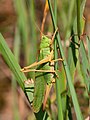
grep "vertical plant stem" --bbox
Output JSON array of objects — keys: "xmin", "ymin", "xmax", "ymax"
[
  {"xmin": 76, "ymin": 0, "xmax": 81, "ymax": 39},
  {"xmin": 29, "ymin": 0, "xmax": 37, "ymax": 63},
  {"xmin": 13, "ymin": 0, "xmax": 29, "ymax": 63},
  {"xmin": 54, "ymin": 0, "xmax": 57, "ymax": 63},
  {"xmin": 48, "ymin": 0, "xmax": 83, "ymax": 119},
  {"xmin": 53, "ymin": 0, "xmax": 63, "ymax": 120},
  {"xmin": 54, "ymin": 0, "xmax": 57, "ymax": 22}
]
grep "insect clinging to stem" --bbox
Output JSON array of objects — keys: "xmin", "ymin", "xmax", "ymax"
[{"xmin": 21, "ymin": 27, "xmax": 63, "ymax": 113}]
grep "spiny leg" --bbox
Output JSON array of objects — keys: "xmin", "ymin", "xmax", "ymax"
[
  {"xmin": 24, "ymin": 51, "xmax": 63, "ymax": 71},
  {"xmin": 21, "ymin": 52, "xmax": 53, "ymax": 72},
  {"xmin": 21, "ymin": 56, "xmax": 63, "ymax": 75},
  {"xmin": 21, "ymin": 50, "xmax": 63, "ymax": 76},
  {"xmin": 21, "ymin": 57, "xmax": 63, "ymax": 72},
  {"xmin": 21, "ymin": 69, "xmax": 56, "ymax": 73}
]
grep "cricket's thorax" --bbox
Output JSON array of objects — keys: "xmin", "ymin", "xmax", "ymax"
[
  {"xmin": 40, "ymin": 35, "xmax": 51, "ymax": 49},
  {"xmin": 40, "ymin": 35, "xmax": 53, "ymax": 59}
]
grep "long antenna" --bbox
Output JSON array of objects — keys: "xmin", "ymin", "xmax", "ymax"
[
  {"xmin": 50, "ymin": 28, "xmax": 58, "ymax": 45},
  {"xmin": 34, "ymin": 22, "xmax": 44, "ymax": 38}
]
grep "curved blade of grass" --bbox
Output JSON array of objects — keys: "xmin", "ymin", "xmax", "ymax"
[
  {"xmin": 0, "ymin": 33, "xmax": 34, "ymax": 103},
  {"xmin": 79, "ymin": 41, "xmax": 90, "ymax": 93},
  {"xmin": 0, "ymin": 32, "xmax": 35, "ymax": 107},
  {"xmin": 0, "ymin": 33, "xmax": 25, "ymax": 90},
  {"xmin": 48, "ymin": 0, "xmax": 83, "ymax": 119}
]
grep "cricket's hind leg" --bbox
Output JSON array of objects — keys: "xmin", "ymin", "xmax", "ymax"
[{"xmin": 21, "ymin": 54, "xmax": 53, "ymax": 72}]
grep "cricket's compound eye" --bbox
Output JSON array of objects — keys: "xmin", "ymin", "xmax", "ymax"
[{"xmin": 42, "ymin": 36, "xmax": 45, "ymax": 40}]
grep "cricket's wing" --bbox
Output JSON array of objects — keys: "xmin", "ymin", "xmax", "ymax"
[{"xmin": 32, "ymin": 72, "xmax": 46, "ymax": 113}]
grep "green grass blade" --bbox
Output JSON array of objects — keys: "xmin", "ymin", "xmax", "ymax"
[
  {"xmin": 73, "ymin": 0, "xmax": 86, "ymax": 37},
  {"xmin": 67, "ymin": 40, "xmax": 78, "ymax": 80},
  {"xmin": 86, "ymin": 36, "xmax": 90, "ymax": 62},
  {"xmin": 55, "ymin": 77, "xmax": 64, "ymax": 120},
  {"xmin": 79, "ymin": 41, "xmax": 90, "ymax": 93},
  {"xmin": 48, "ymin": 0, "xmax": 83, "ymax": 119},
  {"xmin": 13, "ymin": 0, "xmax": 29, "ymax": 63},
  {"xmin": 76, "ymin": 0, "xmax": 81, "ymax": 38},
  {"xmin": 54, "ymin": 0, "xmax": 64, "ymax": 119},
  {"xmin": 0, "ymin": 33, "xmax": 35, "ymax": 116},
  {"xmin": 0, "ymin": 33, "xmax": 25, "ymax": 90},
  {"xmin": 65, "ymin": 0, "xmax": 75, "ymax": 38},
  {"xmin": 67, "ymin": 0, "xmax": 86, "ymax": 83},
  {"xmin": 0, "ymin": 32, "xmax": 34, "ymax": 118},
  {"xmin": 29, "ymin": 0, "xmax": 37, "ymax": 63},
  {"xmin": 57, "ymin": 67, "xmax": 67, "ymax": 118}
]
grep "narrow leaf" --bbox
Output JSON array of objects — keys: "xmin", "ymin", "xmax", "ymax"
[
  {"xmin": 0, "ymin": 33, "xmax": 25, "ymax": 90},
  {"xmin": 48, "ymin": 0, "xmax": 83, "ymax": 119},
  {"xmin": 79, "ymin": 41, "xmax": 90, "ymax": 93}
]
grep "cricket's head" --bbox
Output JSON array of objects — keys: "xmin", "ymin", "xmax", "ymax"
[{"xmin": 40, "ymin": 35, "xmax": 51, "ymax": 49}]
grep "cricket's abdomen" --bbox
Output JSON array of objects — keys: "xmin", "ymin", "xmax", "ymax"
[{"xmin": 33, "ymin": 72, "xmax": 46, "ymax": 113}]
